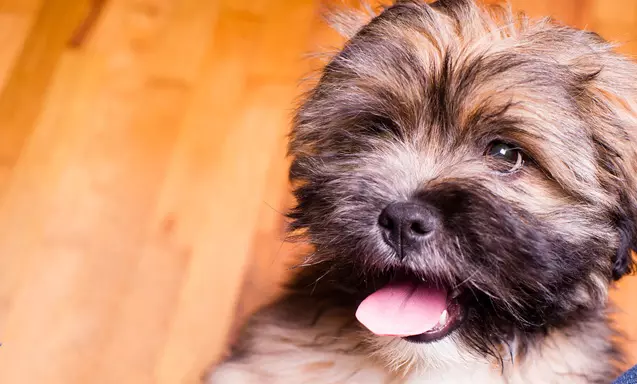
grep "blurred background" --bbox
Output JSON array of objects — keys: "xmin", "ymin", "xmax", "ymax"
[{"xmin": 0, "ymin": 0, "xmax": 636, "ymax": 383}]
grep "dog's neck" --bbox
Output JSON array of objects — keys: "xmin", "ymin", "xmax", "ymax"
[{"xmin": 209, "ymin": 293, "xmax": 622, "ymax": 384}]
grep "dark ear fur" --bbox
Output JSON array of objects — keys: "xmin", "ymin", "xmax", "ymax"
[
  {"xmin": 596, "ymin": 143, "xmax": 637, "ymax": 281},
  {"xmin": 591, "ymin": 132, "xmax": 637, "ymax": 281},
  {"xmin": 613, "ymin": 196, "xmax": 637, "ymax": 280}
]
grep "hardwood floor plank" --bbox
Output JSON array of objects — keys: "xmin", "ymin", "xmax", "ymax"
[
  {"xmin": 91, "ymin": 1, "xmax": 222, "ymax": 383},
  {"xmin": 0, "ymin": 0, "xmax": 198, "ymax": 382},
  {"xmin": 153, "ymin": 3, "xmax": 321, "ymax": 381},
  {"xmin": 0, "ymin": 0, "xmax": 42, "ymax": 14},
  {"xmin": 136, "ymin": 4, "xmax": 267, "ymax": 383},
  {"xmin": 0, "ymin": 0, "xmax": 91, "ymax": 200},
  {"xmin": 0, "ymin": 0, "xmax": 43, "ymax": 92}
]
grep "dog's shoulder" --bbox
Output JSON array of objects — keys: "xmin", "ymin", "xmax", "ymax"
[
  {"xmin": 205, "ymin": 294, "xmax": 398, "ymax": 383},
  {"xmin": 206, "ymin": 296, "xmax": 620, "ymax": 383}
]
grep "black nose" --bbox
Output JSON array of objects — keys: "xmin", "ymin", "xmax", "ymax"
[{"xmin": 378, "ymin": 202, "xmax": 437, "ymax": 258}]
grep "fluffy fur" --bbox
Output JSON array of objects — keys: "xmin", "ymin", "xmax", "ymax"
[{"xmin": 208, "ymin": 1, "xmax": 637, "ymax": 382}]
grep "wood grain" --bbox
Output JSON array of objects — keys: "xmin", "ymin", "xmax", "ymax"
[{"xmin": 0, "ymin": 1, "xmax": 635, "ymax": 383}]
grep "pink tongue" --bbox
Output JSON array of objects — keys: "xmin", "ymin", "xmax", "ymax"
[{"xmin": 355, "ymin": 281, "xmax": 448, "ymax": 337}]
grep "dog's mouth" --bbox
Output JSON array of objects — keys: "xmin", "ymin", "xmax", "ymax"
[{"xmin": 355, "ymin": 279, "xmax": 465, "ymax": 343}]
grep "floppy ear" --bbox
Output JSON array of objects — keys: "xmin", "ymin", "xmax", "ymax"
[
  {"xmin": 588, "ymin": 92, "xmax": 637, "ymax": 281},
  {"xmin": 590, "ymin": 135, "xmax": 637, "ymax": 281},
  {"xmin": 612, "ymin": 196, "xmax": 637, "ymax": 280},
  {"xmin": 569, "ymin": 32, "xmax": 637, "ymax": 281},
  {"xmin": 590, "ymin": 122, "xmax": 637, "ymax": 281}
]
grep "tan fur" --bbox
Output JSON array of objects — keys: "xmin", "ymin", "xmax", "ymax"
[{"xmin": 208, "ymin": 303, "xmax": 614, "ymax": 383}]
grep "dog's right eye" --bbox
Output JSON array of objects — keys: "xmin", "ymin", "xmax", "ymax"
[{"xmin": 485, "ymin": 141, "xmax": 525, "ymax": 174}]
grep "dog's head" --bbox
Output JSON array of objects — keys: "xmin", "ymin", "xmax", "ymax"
[{"xmin": 286, "ymin": 0, "xmax": 637, "ymax": 370}]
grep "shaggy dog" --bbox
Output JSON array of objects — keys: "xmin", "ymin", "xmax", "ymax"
[{"xmin": 208, "ymin": 1, "xmax": 637, "ymax": 382}]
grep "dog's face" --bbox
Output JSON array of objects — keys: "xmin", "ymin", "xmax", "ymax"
[{"xmin": 287, "ymin": 0, "xmax": 637, "ymax": 369}]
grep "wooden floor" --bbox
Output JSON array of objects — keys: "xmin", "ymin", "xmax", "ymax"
[{"xmin": 0, "ymin": 1, "xmax": 636, "ymax": 383}]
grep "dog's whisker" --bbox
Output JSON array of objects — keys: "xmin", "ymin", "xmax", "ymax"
[
  {"xmin": 289, "ymin": 257, "xmax": 329, "ymax": 269},
  {"xmin": 310, "ymin": 267, "xmax": 334, "ymax": 295},
  {"xmin": 262, "ymin": 200, "xmax": 288, "ymax": 218},
  {"xmin": 454, "ymin": 268, "xmax": 481, "ymax": 290}
]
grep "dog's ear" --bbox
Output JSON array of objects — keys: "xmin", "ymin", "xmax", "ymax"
[
  {"xmin": 592, "ymin": 132, "xmax": 637, "ymax": 281},
  {"xmin": 569, "ymin": 34, "xmax": 637, "ymax": 281},
  {"xmin": 591, "ymin": 133, "xmax": 637, "ymax": 281},
  {"xmin": 612, "ymin": 196, "xmax": 637, "ymax": 280}
]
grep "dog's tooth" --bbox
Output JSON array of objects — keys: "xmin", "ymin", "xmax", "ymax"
[{"xmin": 439, "ymin": 310, "xmax": 448, "ymax": 325}]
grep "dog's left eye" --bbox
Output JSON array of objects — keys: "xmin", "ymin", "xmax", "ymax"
[{"xmin": 485, "ymin": 141, "xmax": 524, "ymax": 174}]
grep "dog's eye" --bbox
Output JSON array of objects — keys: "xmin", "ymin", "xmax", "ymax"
[{"xmin": 485, "ymin": 141, "xmax": 524, "ymax": 174}]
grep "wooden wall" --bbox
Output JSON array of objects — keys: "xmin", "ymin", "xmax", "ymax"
[{"xmin": 0, "ymin": 1, "xmax": 635, "ymax": 383}]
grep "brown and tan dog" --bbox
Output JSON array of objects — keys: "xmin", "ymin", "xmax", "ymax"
[{"xmin": 209, "ymin": 1, "xmax": 637, "ymax": 382}]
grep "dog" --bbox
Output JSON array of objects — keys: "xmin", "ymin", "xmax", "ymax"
[{"xmin": 208, "ymin": 1, "xmax": 637, "ymax": 382}]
